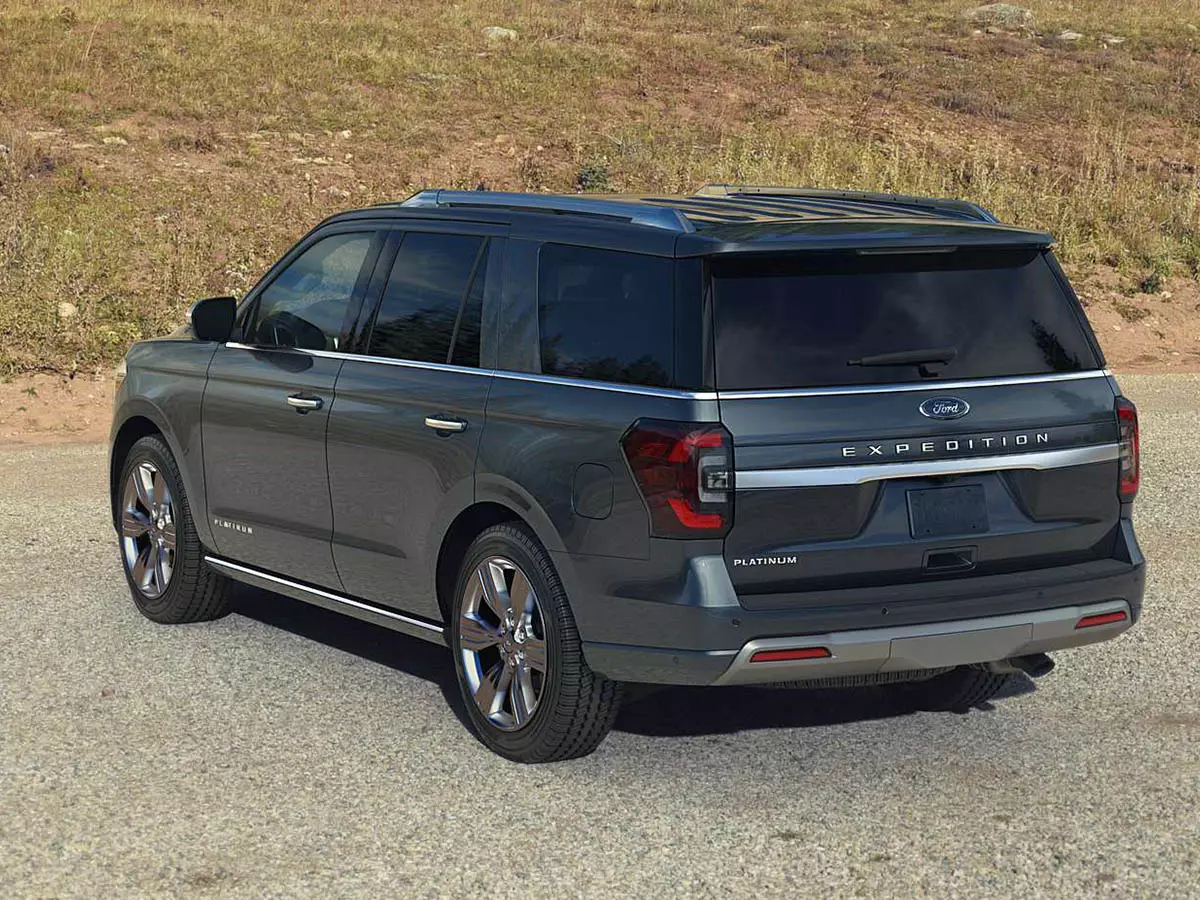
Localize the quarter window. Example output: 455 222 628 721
250 232 373 351
368 233 488 365
537 244 674 387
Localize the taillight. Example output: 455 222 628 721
1076 610 1128 629
1116 396 1139 501
620 419 733 538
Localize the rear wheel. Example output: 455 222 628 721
896 664 1011 712
117 435 233 623
450 523 622 762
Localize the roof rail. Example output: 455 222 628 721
694 184 998 223
400 190 695 232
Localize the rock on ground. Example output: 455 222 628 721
481 26 518 42
962 3 1035 30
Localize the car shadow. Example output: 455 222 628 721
230 585 474 731
230 585 1037 740
615 674 1036 738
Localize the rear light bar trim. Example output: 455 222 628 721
736 443 1119 489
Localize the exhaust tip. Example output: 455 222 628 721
1010 653 1056 679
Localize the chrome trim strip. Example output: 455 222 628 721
223 343 493 378
737 443 1120 489
717 369 1112 400
221 343 719 400
489 369 718 400
204 556 444 636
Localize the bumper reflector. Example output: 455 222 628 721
750 647 832 664
1075 610 1128 629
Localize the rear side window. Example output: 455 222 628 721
368 232 488 365
538 244 674 387
712 249 1100 390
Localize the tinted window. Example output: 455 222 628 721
712 249 1100 390
451 250 487 368
252 233 372 351
538 244 674 387
368 233 487 365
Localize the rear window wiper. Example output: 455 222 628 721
847 346 958 368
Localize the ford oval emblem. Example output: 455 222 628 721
919 397 970 420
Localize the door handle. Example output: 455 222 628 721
287 394 323 412
424 416 468 434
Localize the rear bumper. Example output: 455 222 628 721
584 597 1136 686
712 599 1130 686
573 521 1144 685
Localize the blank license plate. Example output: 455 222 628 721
907 485 989 538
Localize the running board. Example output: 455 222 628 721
204 556 447 646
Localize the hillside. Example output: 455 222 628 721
1 0 1198 374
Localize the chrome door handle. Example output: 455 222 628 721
287 394 323 412
424 416 467 434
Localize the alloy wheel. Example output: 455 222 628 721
458 556 548 731
120 461 176 599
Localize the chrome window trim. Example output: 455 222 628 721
222 344 1106 401
205 556 444 636
489 369 718 400
736 443 1120 489
221 342 719 399
717 369 1113 400
224 342 493 379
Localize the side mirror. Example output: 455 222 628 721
189 296 237 342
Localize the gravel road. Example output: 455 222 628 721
1 374 1197 899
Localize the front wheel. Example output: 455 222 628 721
450 523 623 762
117 435 234 623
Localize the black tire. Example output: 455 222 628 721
449 523 623 763
896 664 1012 712
116 435 234 624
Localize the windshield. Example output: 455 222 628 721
711 249 1100 390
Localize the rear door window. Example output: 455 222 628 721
712 249 1100 390
368 232 488 365
538 244 674 387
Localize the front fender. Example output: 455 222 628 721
110 340 218 548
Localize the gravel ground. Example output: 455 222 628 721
1 374 1197 899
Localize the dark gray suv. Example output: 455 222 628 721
109 185 1144 762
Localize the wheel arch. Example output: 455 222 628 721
434 502 524 622
109 402 207 544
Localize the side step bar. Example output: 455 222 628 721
204 556 447 646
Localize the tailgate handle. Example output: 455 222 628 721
924 547 976 573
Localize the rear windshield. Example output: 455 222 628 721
712 249 1100 390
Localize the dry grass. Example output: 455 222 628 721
1 0 1198 373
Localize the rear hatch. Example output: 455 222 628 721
712 247 1123 610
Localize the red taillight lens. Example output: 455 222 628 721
1076 610 1128 629
750 647 832 663
621 419 733 538
1116 396 1139 501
